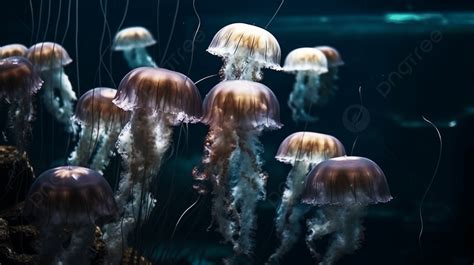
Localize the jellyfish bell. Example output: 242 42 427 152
0 44 28 59
268 132 346 263
24 166 117 265
282 47 328 74
202 80 281 130
207 23 281 81
196 80 281 255
69 88 130 172
314 46 344 68
0 57 43 150
275 132 346 165
103 67 201 264
302 156 392 264
27 42 76 131
113 26 157 68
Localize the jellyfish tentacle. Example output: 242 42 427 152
90 123 122 173
305 207 341 260
69 126 99 166
288 71 318 122
38 224 67 265
61 224 96 265
123 47 157 68
8 95 34 151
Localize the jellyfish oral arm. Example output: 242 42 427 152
90 123 123 173
122 47 157 68
69 126 100 166
288 71 320 122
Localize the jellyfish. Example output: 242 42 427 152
23 166 117 265
282 47 328 122
207 23 281 81
268 132 346 264
315 46 344 106
27 42 76 131
193 80 281 255
0 57 43 150
68 87 130 173
302 156 392 265
112 26 157 68
0 44 28 59
101 67 201 265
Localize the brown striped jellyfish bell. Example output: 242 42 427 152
69 87 130 173
0 44 28 59
24 166 117 265
207 23 281 81
301 156 392 265
268 132 346 264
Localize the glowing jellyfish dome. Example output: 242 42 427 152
0 44 28 59
113 26 157 68
27 42 76 131
24 166 117 265
207 23 281 81
0 57 43 150
302 156 392 265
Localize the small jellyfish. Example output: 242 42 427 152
282 47 328 122
0 57 43 150
27 42 76 131
69 87 130 173
268 132 346 264
0 44 28 59
193 80 281 255
112 26 157 68
302 156 392 265
315 46 344 105
207 23 281 81
24 166 117 265
102 67 201 265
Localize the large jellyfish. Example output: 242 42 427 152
193 80 281 255
27 42 76 131
68 87 130 173
282 47 328 122
315 46 344 106
302 156 392 265
0 57 43 150
102 67 201 265
207 23 281 81
112 26 157 68
0 44 28 59
24 166 117 265
268 132 346 264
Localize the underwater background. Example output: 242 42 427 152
1 0 474 264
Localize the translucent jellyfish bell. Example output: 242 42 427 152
0 57 43 150
268 132 346 263
0 44 28 59
302 156 391 264
27 42 76 131
207 23 281 81
24 166 117 265
113 26 157 68
275 132 346 165
282 47 328 74
303 156 392 205
202 80 282 130
315 46 344 68
69 88 130 172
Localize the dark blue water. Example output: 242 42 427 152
1 0 473 264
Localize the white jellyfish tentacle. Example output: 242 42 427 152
321 205 366 265
90 123 122 173
241 59 263 81
230 129 266 254
40 68 77 131
305 206 341 260
68 125 99 166
8 96 34 151
122 47 157 68
60 224 96 265
221 56 239 81
288 71 320 123
268 161 311 263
